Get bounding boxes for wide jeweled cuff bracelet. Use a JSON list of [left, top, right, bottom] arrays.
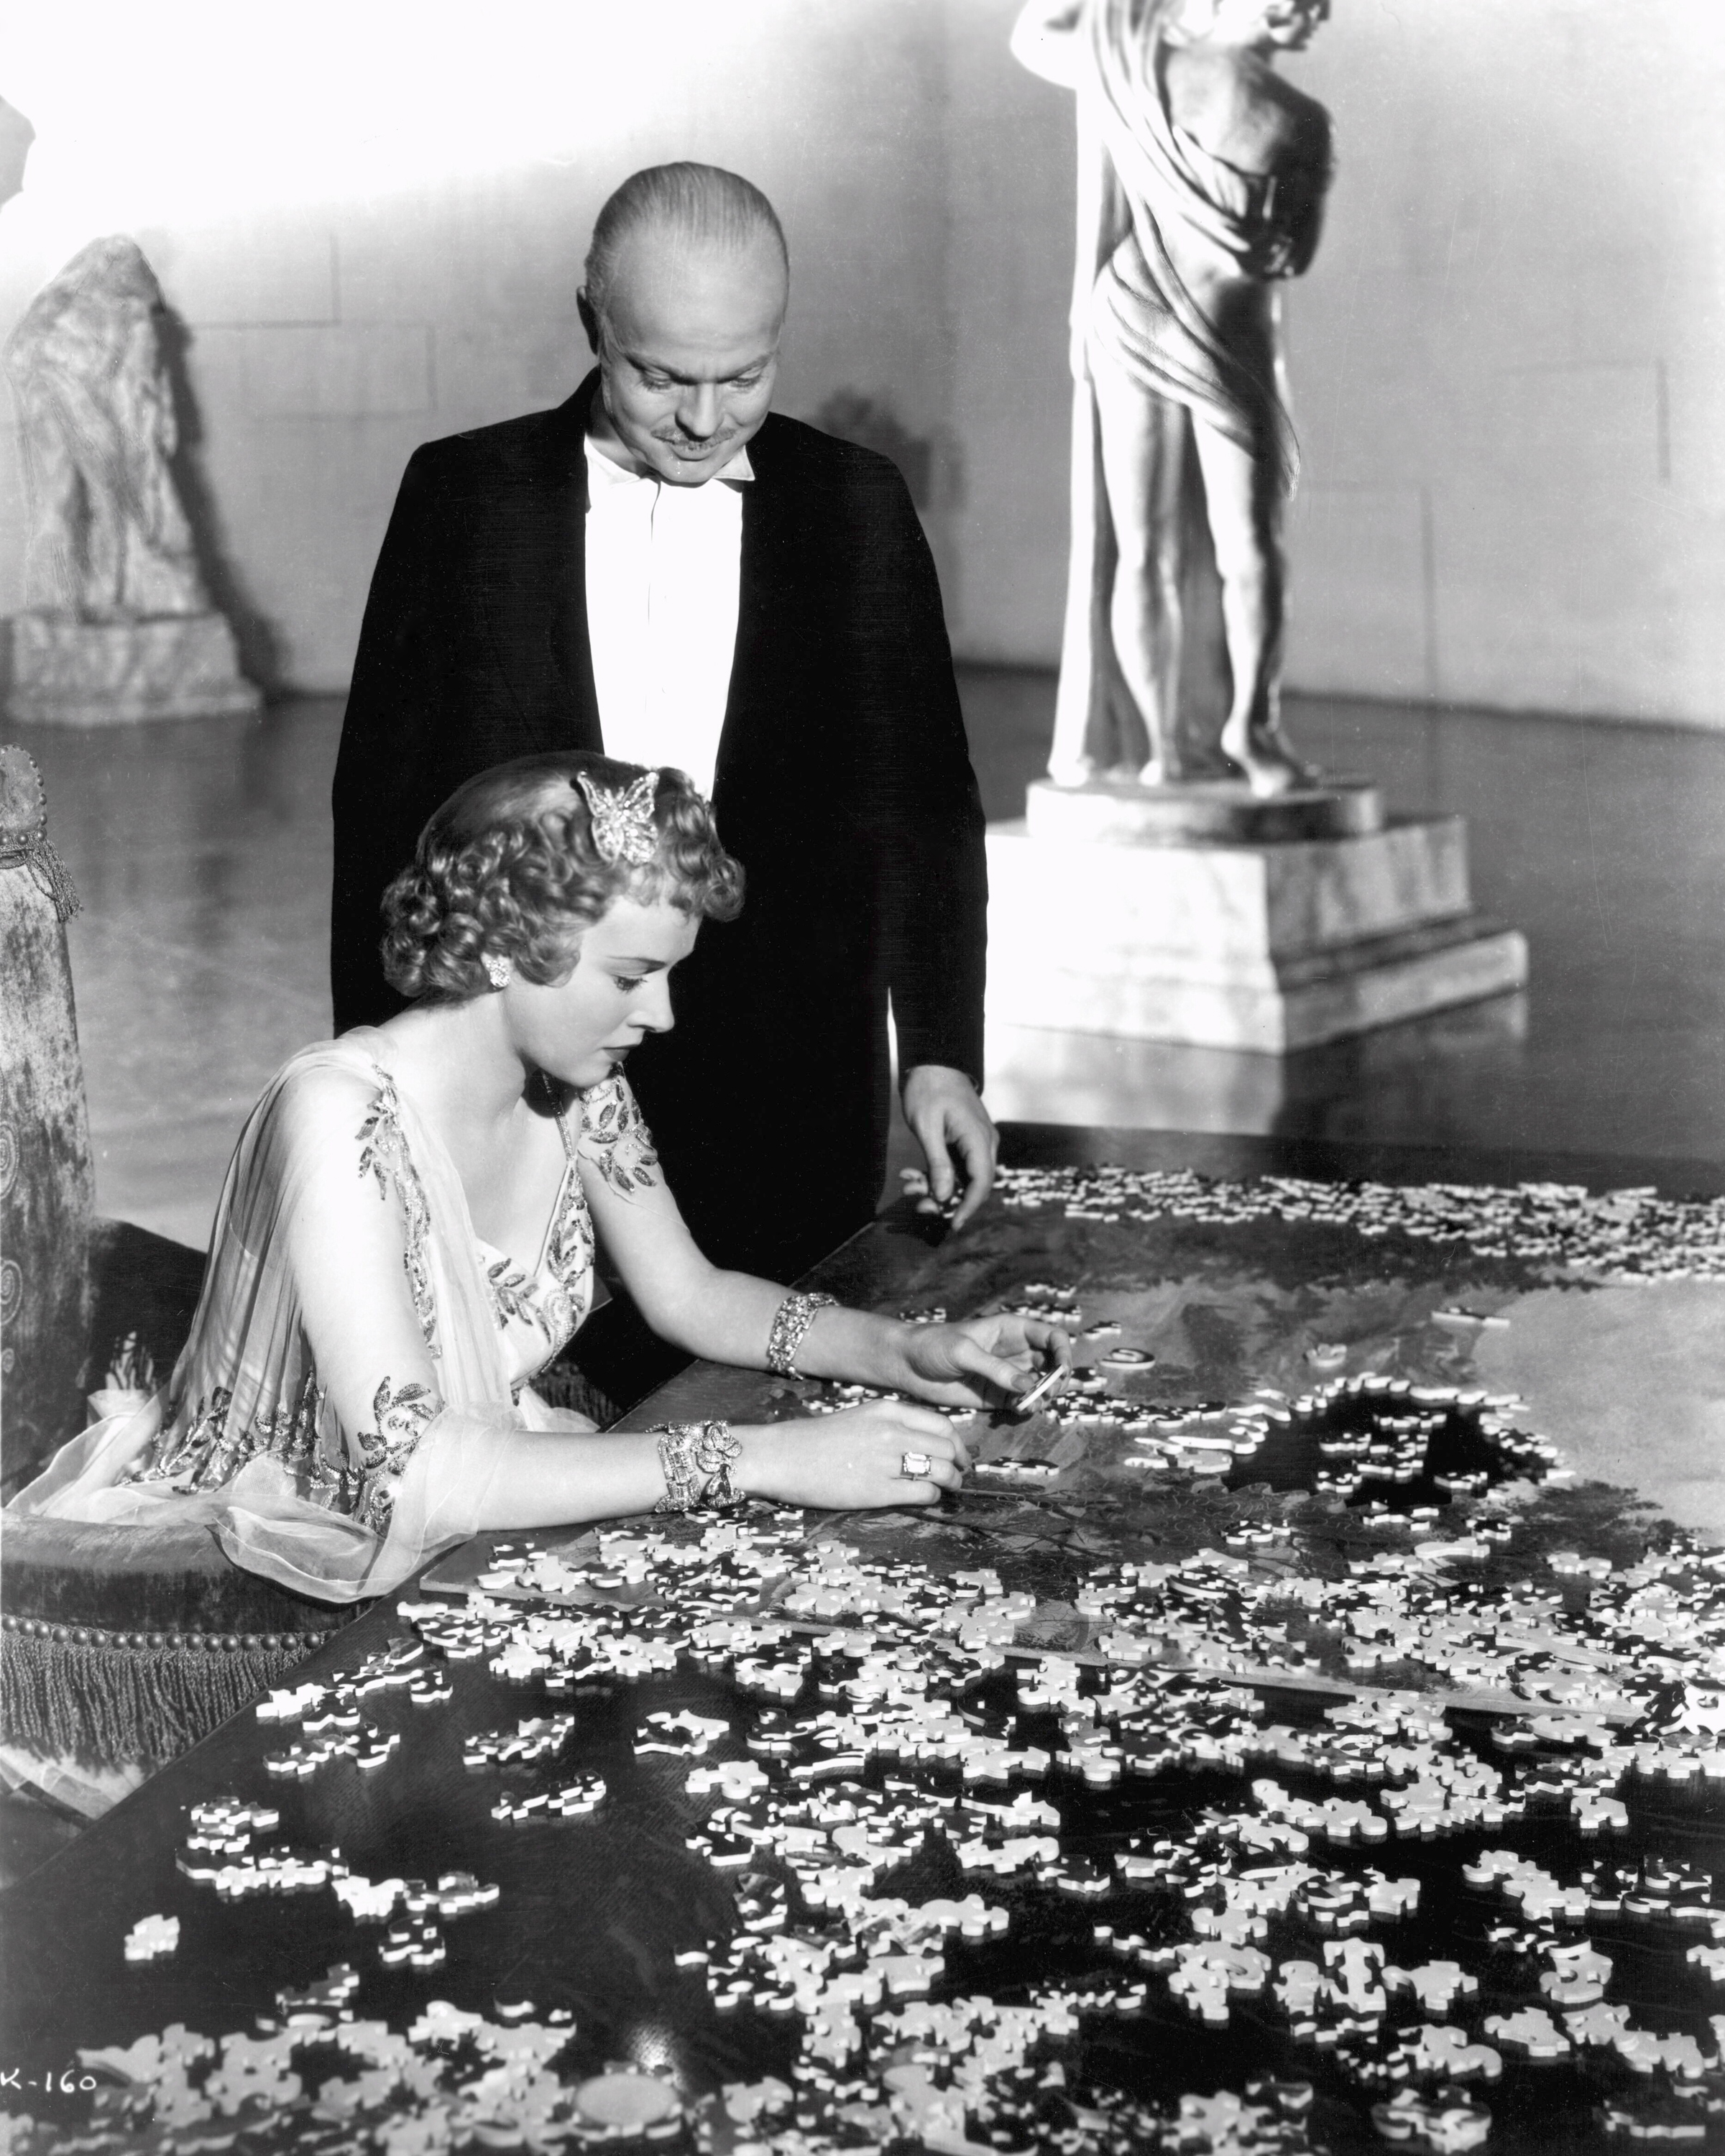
[[653, 1425, 702, 1514], [765, 1290, 837, 1381], [651, 1420, 743, 1512], [692, 1419, 743, 1509]]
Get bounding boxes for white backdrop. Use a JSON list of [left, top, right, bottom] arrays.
[[1, 0, 1721, 724]]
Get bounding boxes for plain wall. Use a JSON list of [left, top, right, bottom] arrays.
[[0, 0, 957, 693], [1, 0, 1721, 724], [947, 0, 1725, 725]]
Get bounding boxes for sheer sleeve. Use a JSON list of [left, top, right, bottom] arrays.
[[9, 1044, 532, 1603], [267, 1064, 448, 1519], [211, 1061, 520, 1600]]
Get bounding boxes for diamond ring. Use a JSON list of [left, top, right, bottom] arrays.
[[899, 1450, 934, 1480]]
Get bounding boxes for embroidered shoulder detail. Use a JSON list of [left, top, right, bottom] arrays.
[[354, 1376, 439, 1535], [355, 1073, 439, 1353], [577, 1075, 660, 1199]]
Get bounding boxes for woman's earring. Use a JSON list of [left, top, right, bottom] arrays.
[[484, 953, 511, 991]]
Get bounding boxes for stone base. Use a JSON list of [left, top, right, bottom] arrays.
[[984, 995, 1529, 1133], [987, 814, 1529, 1052], [988, 915, 1528, 1052], [1027, 773, 1384, 846], [4, 613, 262, 726], [993, 814, 1475, 967]]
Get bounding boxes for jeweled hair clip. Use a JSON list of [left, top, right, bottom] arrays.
[[577, 770, 660, 867]]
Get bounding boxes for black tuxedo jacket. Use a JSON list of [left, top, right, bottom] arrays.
[[331, 373, 987, 1280]]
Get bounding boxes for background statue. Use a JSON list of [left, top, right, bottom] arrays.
[[4, 236, 208, 622], [1013, 0, 1334, 796], [0, 97, 34, 216]]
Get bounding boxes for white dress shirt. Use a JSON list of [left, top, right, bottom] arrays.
[[583, 433, 753, 798]]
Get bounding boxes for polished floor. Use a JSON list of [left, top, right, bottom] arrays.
[[14, 670, 1725, 1252]]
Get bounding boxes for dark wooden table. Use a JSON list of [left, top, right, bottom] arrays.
[[4, 1124, 1723, 2151]]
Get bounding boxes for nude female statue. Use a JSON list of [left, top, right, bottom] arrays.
[[1012, 0, 1334, 796]]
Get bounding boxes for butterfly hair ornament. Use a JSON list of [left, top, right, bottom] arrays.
[[577, 770, 661, 867]]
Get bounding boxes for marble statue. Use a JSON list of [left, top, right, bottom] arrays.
[[1, 238, 259, 724], [0, 98, 34, 215], [4, 235, 207, 621], [1012, 0, 1334, 796]]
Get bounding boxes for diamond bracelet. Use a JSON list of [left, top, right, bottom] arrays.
[[652, 1420, 743, 1513], [692, 1419, 742, 1509], [653, 1425, 702, 1514], [765, 1290, 837, 1381]]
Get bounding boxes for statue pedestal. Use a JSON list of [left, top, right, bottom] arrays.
[[987, 778, 1527, 1053], [3, 614, 262, 726]]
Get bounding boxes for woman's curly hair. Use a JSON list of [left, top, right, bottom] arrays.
[[380, 752, 744, 1003]]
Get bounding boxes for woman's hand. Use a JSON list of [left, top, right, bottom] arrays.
[[739, 1402, 972, 1511], [894, 1316, 1072, 1409]]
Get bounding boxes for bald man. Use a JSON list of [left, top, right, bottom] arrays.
[[330, 163, 992, 1356]]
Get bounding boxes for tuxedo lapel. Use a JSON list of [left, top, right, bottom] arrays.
[[484, 377, 604, 753], [714, 415, 801, 801]]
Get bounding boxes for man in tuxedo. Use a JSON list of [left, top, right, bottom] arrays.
[[331, 162, 993, 1327]]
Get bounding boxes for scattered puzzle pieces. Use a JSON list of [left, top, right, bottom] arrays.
[[63, 1176, 1725, 2156], [1483, 2007, 1570, 2061], [122, 1913, 179, 1964]]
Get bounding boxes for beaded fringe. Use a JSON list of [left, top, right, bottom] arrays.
[[0, 1626, 326, 1772]]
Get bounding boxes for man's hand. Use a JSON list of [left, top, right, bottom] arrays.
[[901, 1065, 997, 1232]]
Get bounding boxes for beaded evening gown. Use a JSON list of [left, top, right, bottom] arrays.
[[9, 1031, 658, 1600]]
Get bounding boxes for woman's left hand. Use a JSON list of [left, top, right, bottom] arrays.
[[895, 1316, 1070, 1409]]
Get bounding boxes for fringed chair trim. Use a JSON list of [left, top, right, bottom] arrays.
[[0, 1616, 338, 1771]]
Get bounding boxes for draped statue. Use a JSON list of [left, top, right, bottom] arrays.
[[1013, 0, 1334, 795], [2, 236, 260, 725], [4, 235, 208, 622]]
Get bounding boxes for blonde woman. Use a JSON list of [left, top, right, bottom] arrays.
[[14, 755, 1059, 1600]]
